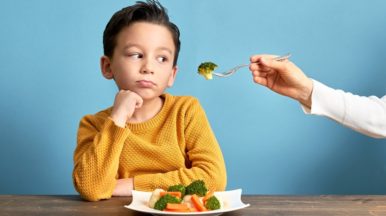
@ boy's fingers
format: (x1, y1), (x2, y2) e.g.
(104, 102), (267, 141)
(135, 102), (142, 108)
(135, 97), (143, 108)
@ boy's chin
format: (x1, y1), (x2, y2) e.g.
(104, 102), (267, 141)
(136, 91), (163, 101)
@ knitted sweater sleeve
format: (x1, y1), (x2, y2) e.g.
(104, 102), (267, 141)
(134, 99), (227, 192)
(73, 116), (130, 201)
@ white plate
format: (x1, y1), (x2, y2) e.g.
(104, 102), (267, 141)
(125, 189), (250, 216)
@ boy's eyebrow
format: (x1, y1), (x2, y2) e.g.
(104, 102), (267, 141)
(157, 47), (173, 55)
(123, 44), (173, 55)
(123, 44), (141, 50)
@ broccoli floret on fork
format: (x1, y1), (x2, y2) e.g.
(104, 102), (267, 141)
(198, 62), (218, 80)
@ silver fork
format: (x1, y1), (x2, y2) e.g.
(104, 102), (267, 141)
(212, 53), (291, 78)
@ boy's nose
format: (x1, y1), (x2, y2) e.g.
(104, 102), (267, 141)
(140, 59), (154, 74)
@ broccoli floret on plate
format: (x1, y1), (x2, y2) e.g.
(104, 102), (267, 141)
(168, 184), (186, 197)
(154, 194), (182, 210)
(185, 180), (208, 197)
(198, 62), (218, 80)
(205, 196), (221, 210)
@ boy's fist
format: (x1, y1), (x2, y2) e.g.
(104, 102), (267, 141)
(110, 90), (143, 127)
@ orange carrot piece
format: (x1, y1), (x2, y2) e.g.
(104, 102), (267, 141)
(165, 209), (191, 212)
(189, 207), (198, 212)
(166, 207), (199, 213)
(191, 194), (207, 212)
(165, 203), (189, 211)
(160, 191), (182, 198)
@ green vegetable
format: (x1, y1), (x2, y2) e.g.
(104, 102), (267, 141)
(154, 194), (182, 210)
(205, 196), (221, 210)
(168, 184), (186, 197)
(198, 62), (218, 80)
(185, 180), (208, 197)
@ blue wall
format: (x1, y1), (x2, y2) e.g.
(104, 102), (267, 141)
(1, 0), (385, 195)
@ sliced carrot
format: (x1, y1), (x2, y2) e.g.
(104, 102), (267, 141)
(165, 203), (189, 211)
(189, 207), (198, 212)
(165, 209), (191, 212)
(159, 191), (182, 198)
(202, 191), (214, 203)
(191, 194), (207, 212)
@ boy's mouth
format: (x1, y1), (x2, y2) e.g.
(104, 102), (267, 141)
(136, 80), (156, 88)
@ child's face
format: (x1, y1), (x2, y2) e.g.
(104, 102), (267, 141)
(102, 22), (178, 101)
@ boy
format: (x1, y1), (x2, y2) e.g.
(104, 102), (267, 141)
(73, 0), (227, 201)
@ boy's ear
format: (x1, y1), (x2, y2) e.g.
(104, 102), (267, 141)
(167, 66), (178, 87)
(100, 56), (114, 79)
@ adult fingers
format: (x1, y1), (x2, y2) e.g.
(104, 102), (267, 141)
(258, 56), (288, 72)
(252, 76), (268, 87)
(250, 54), (278, 63)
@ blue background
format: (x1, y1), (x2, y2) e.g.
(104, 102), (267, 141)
(1, 0), (385, 195)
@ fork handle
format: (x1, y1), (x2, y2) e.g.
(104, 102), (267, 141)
(273, 53), (291, 62)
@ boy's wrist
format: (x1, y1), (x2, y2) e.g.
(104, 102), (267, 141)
(109, 114), (126, 128)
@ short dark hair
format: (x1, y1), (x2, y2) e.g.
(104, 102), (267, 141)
(103, 0), (181, 66)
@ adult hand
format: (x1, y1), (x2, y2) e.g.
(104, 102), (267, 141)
(249, 54), (313, 108)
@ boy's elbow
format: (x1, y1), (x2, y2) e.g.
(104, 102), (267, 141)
(73, 172), (112, 202)
(216, 163), (227, 191)
(80, 192), (106, 202)
(74, 181), (112, 202)
(216, 172), (227, 191)
(206, 169), (227, 191)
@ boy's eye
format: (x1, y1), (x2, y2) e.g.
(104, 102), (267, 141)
(128, 53), (142, 59)
(157, 56), (168, 63)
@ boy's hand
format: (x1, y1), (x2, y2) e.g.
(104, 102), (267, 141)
(110, 90), (143, 127)
(112, 178), (133, 197)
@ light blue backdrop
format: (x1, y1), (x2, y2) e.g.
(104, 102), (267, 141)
(1, 0), (385, 195)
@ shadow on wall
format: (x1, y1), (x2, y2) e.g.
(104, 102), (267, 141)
(297, 131), (386, 194)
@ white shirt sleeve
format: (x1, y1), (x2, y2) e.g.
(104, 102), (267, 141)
(301, 79), (386, 138)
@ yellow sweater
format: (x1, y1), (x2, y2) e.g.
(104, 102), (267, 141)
(73, 93), (227, 201)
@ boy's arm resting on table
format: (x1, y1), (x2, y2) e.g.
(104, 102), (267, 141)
(73, 116), (130, 201)
(302, 79), (386, 138)
(134, 99), (227, 191)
